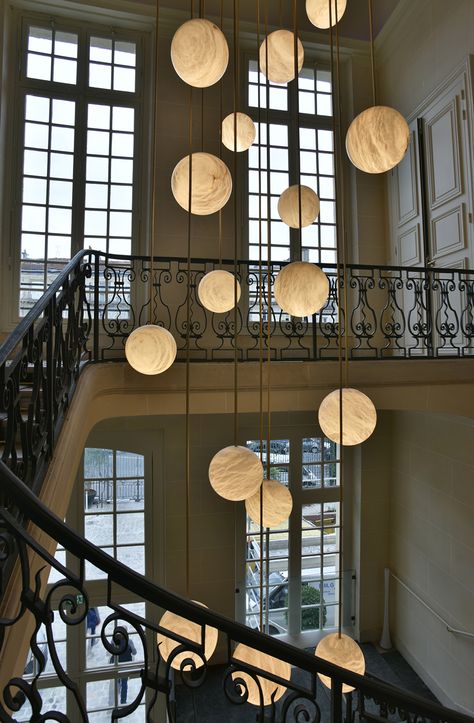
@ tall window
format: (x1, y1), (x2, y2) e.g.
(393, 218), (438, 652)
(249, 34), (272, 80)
(247, 59), (336, 266)
(244, 435), (341, 638)
(15, 16), (143, 315)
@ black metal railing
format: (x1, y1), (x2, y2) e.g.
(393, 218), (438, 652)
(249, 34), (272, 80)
(0, 460), (472, 723)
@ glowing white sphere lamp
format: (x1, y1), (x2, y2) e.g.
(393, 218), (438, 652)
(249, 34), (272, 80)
(259, 30), (304, 84)
(232, 643), (291, 705)
(157, 602), (218, 670)
(198, 270), (241, 313)
(278, 185), (320, 228)
(318, 388), (377, 446)
(274, 261), (329, 317)
(315, 633), (365, 693)
(209, 446), (263, 501)
(346, 106), (410, 174)
(306, 0), (347, 28)
(245, 479), (293, 528)
(125, 325), (177, 375)
(170, 18), (229, 88)
(222, 112), (256, 152)
(171, 152), (232, 215)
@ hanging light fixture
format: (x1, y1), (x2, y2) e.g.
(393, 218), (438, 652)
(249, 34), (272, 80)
(171, 18), (229, 88)
(278, 184), (320, 228)
(306, 0), (347, 29)
(158, 603), (218, 670)
(198, 269), (241, 313)
(345, 0), (409, 174)
(232, 643), (291, 705)
(222, 112), (256, 152)
(245, 479), (292, 528)
(315, 632), (366, 692)
(171, 152), (232, 215)
(274, 261), (329, 317)
(209, 446), (263, 501)
(318, 388), (377, 446)
(125, 0), (177, 375)
(259, 29), (304, 84)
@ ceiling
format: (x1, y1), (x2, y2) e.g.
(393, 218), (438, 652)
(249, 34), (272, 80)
(157, 0), (401, 41)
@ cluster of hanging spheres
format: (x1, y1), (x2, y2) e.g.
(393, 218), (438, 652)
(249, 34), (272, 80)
(127, 0), (409, 690)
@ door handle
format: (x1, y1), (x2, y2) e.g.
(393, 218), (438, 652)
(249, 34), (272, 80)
(426, 257), (436, 267)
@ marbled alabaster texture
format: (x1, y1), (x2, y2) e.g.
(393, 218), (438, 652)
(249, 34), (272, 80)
(316, 633), (366, 693)
(171, 18), (229, 88)
(222, 112), (256, 152)
(245, 478), (293, 528)
(318, 387), (377, 446)
(198, 270), (241, 313)
(278, 184), (320, 228)
(346, 105), (410, 174)
(209, 445), (263, 501)
(259, 30), (304, 84)
(158, 603), (218, 670)
(274, 261), (329, 317)
(171, 153), (232, 215)
(306, 0), (347, 29)
(125, 325), (177, 375)
(232, 644), (291, 705)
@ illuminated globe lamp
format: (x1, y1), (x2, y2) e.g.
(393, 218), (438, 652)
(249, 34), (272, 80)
(222, 112), (256, 152)
(171, 153), (232, 215)
(259, 30), (304, 84)
(157, 602), (218, 671)
(125, 325), (177, 375)
(306, 0), (347, 29)
(274, 261), (329, 317)
(346, 106), (410, 174)
(315, 633), (365, 693)
(198, 270), (241, 314)
(209, 446), (263, 501)
(232, 643), (291, 705)
(170, 18), (229, 88)
(245, 479), (293, 528)
(278, 185), (320, 228)
(318, 388), (377, 446)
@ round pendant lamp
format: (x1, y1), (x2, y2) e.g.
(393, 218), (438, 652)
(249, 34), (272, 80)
(306, 0), (347, 29)
(315, 633), (365, 693)
(222, 112), (256, 152)
(346, 106), (410, 174)
(318, 388), (377, 446)
(198, 269), (241, 314)
(171, 18), (229, 88)
(278, 185), (320, 228)
(274, 261), (329, 317)
(209, 445), (263, 501)
(232, 643), (291, 705)
(125, 325), (177, 375)
(245, 479), (293, 528)
(171, 152), (232, 215)
(157, 602), (218, 671)
(259, 30), (304, 84)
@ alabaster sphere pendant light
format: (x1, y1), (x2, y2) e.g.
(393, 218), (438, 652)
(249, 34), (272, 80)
(259, 30), (304, 84)
(157, 602), (218, 671)
(274, 261), (329, 317)
(222, 112), (256, 152)
(318, 388), (377, 446)
(171, 18), (229, 88)
(125, 325), (177, 375)
(278, 185), (320, 228)
(232, 643), (291, 706)
(245, 479), (293, 528)
(346, 106), (410, 174)
(198, 269), (241, 313)
(306, 0), (347, 29)
(209, 445), (263, 501)
(171, 152), (232, 215)
(315, 633), (366, 693)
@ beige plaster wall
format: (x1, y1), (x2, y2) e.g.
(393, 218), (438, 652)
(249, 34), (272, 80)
(390, 410), (474, 714)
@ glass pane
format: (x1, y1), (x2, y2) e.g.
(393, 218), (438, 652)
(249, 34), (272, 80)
(52, 99), (75, 125)
(90, 37), (112, 63)
(27, 53), (51, 81)
(23, 178), (47, 204)
(85, 513), (113, 546)
(88, 104), (111, 129)
(84, 448), (113, 479)
(112, 106), (134, 132)
(117, 513), (144, 544)
(116, 546), (144, 575)
(53, 57), (77, 84)
(24, 122), (49, 149)
(110, 185), (132, 210)
(51, 126), (74, 152)
(28, 26), (52, 53)
(115, 41), (136, 66)
(50, 180), (73, 206)
(54, 31), (78, 58)
(50, 153), (74, 179)
(90, 63), (112, 89)
(302, 464), (322, 489)
(26, 95), (50, 122)
(114, 66), (135, 92)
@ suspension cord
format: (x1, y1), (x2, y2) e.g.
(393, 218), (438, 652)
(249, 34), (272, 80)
(232, 0), (239, 448)
(368, 0), (377, 106)
(149, 0), (161, 322)
(185, 82), (194, 600)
